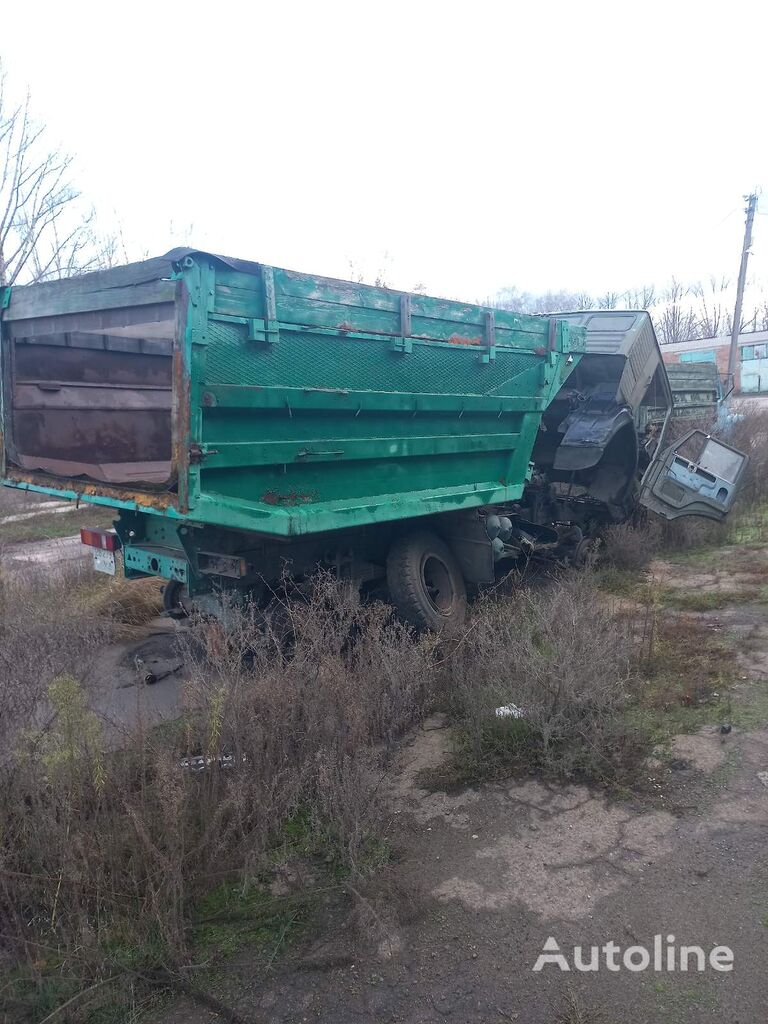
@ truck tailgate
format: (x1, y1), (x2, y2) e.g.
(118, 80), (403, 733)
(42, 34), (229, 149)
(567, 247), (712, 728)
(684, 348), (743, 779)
(1, 257), (180, 506)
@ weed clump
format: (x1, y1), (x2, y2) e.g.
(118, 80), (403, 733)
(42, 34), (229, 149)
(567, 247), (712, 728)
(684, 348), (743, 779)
(0, 574), (433, 1019)
(0, 562), (113, 749)
(439, 570), (650, 787)
(602, 521), (659, 571)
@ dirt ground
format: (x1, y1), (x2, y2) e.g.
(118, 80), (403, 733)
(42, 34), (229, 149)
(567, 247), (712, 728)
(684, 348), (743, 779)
(0, 485), (51, 511)
(152, 548), (768, 1024)
(0, 481), (113, 559)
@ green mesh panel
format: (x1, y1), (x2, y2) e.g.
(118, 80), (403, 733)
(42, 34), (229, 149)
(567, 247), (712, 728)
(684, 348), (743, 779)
(204, 320), (539, 397)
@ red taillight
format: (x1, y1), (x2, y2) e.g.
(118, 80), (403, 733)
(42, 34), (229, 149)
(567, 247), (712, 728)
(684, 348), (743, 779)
(80, 527), (119, 551)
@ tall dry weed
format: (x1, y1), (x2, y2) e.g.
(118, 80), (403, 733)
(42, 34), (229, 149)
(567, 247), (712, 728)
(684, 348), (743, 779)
(0, 573), (434, 1016)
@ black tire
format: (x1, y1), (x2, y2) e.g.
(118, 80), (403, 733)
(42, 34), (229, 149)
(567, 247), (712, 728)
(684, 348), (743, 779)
(573, 537), (600, 569)
(386, 529), (467, 631)
(163, 580), (192, 619)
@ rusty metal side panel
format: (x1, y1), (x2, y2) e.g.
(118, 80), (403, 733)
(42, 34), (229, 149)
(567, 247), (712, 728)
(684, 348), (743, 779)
(0, 269), (190, 516)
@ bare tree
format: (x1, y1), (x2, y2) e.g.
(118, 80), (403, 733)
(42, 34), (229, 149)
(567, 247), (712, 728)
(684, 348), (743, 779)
(0, 65), (108, 286)
(493, 286), (593, 314)
(494, 284), (660, 316)
(691, 275), (732, 338)
(622, 284), (657, 310)
(652, 279), (700, 345)
(754, 300), (768, 333)
(489, 275), (768, 343)
(595, 290), (620, 310)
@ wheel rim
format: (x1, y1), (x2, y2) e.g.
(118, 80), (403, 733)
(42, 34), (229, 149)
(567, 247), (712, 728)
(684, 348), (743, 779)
(420, 554), (454, 615)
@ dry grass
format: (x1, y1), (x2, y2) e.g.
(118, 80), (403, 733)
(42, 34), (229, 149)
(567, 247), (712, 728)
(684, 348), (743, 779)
(643, 614), (733, 708)
(90, 575), (164, 627)
(722, 402), (768, 509)
(0, 549), (752, 1021)
(0, 505), (114, 545)
(0, 563), (115, 750)
(434, 570), (650, 787)
(4, 565), (654, 1017)
(601, 521), (659, 571)
(656, 514), (730, 552)
(0, 574), (435, 1020)
(660, 587), (762, 612)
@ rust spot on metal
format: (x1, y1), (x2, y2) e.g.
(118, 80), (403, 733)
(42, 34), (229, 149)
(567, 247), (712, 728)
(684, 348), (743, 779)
(447, 333), (481, 346)
(5, 470), (177, 510)
(337, 320), (354, 333)
(261, 489), (319, 506)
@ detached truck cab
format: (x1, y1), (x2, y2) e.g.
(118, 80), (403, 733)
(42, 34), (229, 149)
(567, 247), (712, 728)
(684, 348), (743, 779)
(0, 252), (747, 629)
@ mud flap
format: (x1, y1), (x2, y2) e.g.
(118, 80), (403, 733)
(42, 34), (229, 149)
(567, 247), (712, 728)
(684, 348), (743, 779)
(639, 429), (748, 522)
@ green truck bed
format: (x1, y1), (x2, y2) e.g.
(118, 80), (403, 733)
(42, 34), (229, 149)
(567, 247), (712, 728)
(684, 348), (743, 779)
(1, 250), (584, 537)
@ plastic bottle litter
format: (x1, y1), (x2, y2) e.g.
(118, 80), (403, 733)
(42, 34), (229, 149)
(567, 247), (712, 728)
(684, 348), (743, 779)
(495, 703), (525, 719)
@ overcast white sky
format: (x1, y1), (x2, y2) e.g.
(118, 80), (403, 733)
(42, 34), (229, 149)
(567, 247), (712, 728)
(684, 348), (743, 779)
(2, 0), (767, 303)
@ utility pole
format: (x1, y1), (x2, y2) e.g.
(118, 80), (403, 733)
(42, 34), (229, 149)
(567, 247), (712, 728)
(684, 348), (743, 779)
(727, 192), (758, 384)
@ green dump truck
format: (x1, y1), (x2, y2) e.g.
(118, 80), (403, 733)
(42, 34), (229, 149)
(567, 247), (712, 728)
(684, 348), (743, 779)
(0, 252), (747, 628)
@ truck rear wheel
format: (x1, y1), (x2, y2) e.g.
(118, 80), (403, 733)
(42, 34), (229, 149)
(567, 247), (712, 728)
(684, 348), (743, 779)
(386, 529), (467, 631)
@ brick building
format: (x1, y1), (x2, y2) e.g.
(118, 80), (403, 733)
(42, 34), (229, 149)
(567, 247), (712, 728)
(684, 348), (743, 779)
(662, 329), (768, 396)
